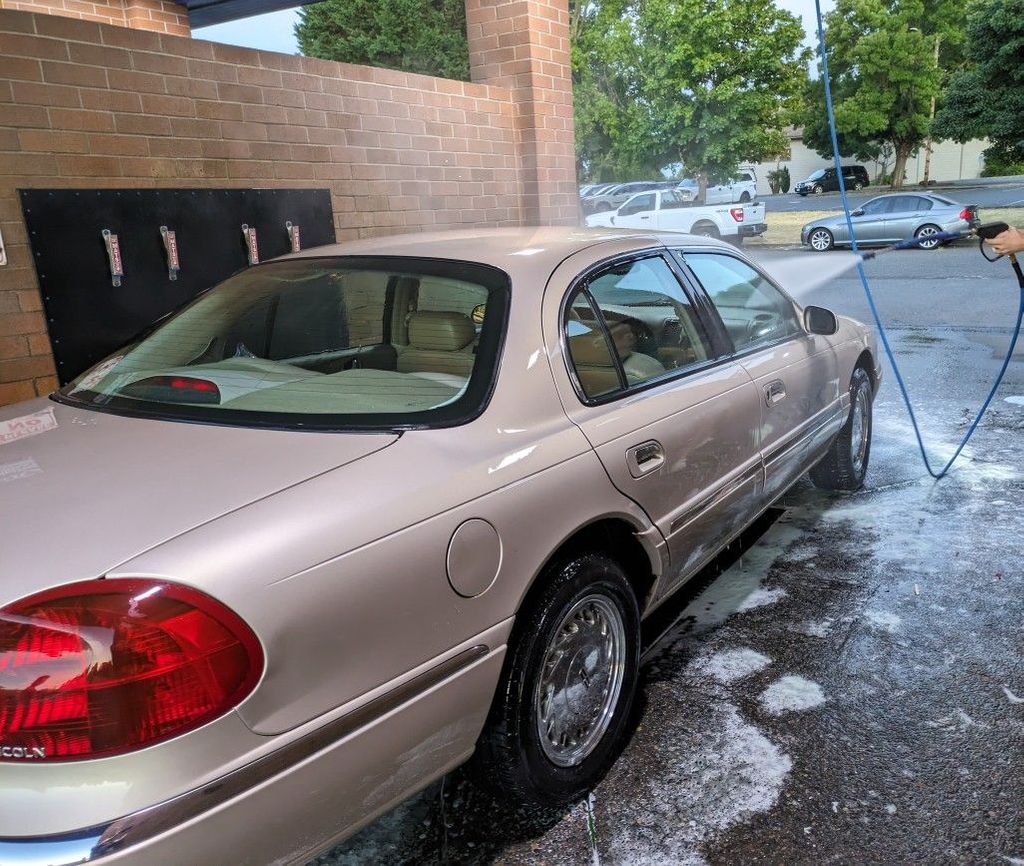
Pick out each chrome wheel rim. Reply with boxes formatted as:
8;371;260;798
810;229;832;251
917;226;939;248
535;594;626;768
851;384;870;473
813;185;824;195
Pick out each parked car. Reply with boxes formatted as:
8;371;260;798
676;171;758;204
794;165;869;196
582;181;663;213
0;227;880;866
801;193;980;251
586;188;767;243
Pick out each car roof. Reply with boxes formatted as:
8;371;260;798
285;227;735;284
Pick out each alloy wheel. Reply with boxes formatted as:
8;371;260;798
809;228;833;252
534;594;626;768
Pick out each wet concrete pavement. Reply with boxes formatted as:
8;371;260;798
317;248;1023;866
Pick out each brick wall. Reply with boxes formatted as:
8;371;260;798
0;5;577;407
0;0;189;36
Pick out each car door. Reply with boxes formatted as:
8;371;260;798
849;196;895;243
887;195;929;240
613;191;659;228
678;250;844;504
544;249;764;596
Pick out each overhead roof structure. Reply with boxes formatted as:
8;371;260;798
183;0;316;28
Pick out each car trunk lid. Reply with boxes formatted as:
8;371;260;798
0;399;397;600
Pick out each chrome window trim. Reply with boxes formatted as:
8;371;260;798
558;248;724;408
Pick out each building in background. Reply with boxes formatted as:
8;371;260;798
749;128;989;195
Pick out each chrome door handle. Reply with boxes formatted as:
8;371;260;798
765;380;786;406
626;440;665;478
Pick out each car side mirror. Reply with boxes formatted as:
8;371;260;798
851;208;865;217
805;305;838;336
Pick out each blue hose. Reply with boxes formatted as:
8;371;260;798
813;0;1024;479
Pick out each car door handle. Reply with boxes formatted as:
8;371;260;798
765;380;786;406
640;215;651;219
626;440;665;478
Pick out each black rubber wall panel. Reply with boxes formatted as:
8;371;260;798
20;187;336;384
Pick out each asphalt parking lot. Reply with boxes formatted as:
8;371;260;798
317;246;1023;866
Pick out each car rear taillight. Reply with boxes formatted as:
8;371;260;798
0;579;263;762
730;207;745;222
959;207;973;221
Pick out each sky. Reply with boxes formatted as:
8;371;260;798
193;0;835;59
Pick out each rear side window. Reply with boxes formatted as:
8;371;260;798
684;254;801;352
564;256;713;400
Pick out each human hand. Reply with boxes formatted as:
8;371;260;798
988;226;1024;256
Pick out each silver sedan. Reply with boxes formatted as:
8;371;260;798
801;193;979;251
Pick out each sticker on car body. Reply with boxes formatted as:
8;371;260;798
0;408;58;446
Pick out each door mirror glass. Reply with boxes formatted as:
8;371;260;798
804;305;838;335
851;208;865;217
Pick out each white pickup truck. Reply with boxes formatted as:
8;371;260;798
585;188;768;243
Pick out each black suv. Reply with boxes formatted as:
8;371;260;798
794;165;869;196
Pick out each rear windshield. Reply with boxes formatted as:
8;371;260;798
57;257;509;431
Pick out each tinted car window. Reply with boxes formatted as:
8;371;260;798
861;197;890;215
911;196;933;211
685;254;801;352
565;256;713;397
620;193;656;216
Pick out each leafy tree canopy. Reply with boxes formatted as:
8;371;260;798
802;0;965;187
573;0;810;186
933;0;1024;163
295;0;470;81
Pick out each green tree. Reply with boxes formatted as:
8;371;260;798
295;0;470;81
933;0;1024;167
804;0;964;188
572;0;809;189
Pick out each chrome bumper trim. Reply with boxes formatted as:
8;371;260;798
0;644;489;865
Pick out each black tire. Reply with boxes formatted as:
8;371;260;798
692;222;720;239
914;223;942;250
808;227;834;252
739;191;752;203
727;234;745;247
812;184;825;195
852;181;865;191
810;366;873;491
472;552;640;807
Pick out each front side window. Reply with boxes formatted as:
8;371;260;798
60;257;508;430
684;253;802;352
860;197;890;215
565;256;713;399
620;193;656;216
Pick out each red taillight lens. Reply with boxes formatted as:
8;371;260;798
0;579;263;762
119;376;221;404
730;207;744;222
959;208;972;220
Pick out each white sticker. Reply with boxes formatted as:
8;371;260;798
75;356;123;393
0;408;58;446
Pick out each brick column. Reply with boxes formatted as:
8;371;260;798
465;0;578;226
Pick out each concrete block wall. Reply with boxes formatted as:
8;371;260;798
0;3;577;406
